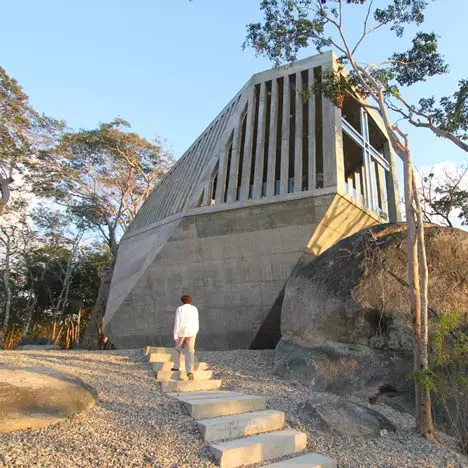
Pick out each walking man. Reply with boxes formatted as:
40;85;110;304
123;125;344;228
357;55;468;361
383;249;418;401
172;294;199;380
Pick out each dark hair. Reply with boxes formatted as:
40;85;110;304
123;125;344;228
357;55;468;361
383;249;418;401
181;295;192;304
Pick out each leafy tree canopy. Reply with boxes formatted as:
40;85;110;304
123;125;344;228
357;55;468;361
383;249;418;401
0;66;62;214
33;118;173;255
244;0;467;152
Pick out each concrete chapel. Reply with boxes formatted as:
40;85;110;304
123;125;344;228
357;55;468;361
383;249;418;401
103;52;401;350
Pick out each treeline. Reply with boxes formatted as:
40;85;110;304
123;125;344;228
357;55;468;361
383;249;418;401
0;66;173;349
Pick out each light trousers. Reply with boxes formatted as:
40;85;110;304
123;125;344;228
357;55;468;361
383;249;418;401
174;336;196;374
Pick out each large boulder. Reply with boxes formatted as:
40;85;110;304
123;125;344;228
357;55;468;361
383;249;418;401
276;224;468;398
0;367;99;432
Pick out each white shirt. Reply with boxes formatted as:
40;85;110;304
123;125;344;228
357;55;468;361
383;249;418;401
173;304;199;340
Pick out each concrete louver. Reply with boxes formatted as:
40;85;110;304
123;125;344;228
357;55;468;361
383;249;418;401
125;52;342;237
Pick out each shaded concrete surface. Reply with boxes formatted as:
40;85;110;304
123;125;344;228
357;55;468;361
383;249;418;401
105;195;379;350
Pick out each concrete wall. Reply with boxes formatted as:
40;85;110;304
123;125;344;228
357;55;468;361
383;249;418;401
104;194;379;350
103;217;182;331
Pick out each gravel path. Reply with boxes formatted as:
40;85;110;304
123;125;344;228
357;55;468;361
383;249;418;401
0;349;467;468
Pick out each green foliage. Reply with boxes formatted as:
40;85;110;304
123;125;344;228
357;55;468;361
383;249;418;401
432;312;468;367
0;68;173;347
23;244;108;323
245;0;467;152
420;166;468;227
0;240;108;330
245;1;432;65
414;310;468;453
374;0;428;36
0;66;63;213
419;80;468;141
390;32;448;86
33;118;173;254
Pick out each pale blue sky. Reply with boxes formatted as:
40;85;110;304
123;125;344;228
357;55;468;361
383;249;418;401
1;0;466;171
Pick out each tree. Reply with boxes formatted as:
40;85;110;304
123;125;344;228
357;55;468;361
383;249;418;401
0;198;35;347
420;164;468;227
34;118;173;348
22;242;107;348
0;66;60;215
245;0;467;440
25;207;85;341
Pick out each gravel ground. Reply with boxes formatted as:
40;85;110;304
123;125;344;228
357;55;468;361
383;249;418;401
0;349;466;468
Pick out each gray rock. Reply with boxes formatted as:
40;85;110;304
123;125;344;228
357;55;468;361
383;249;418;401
274;338;412;396
16;344;61;350
302;398;396;438
281;224;468;352
0;367;98;433
16;337;52;347
277;223;468;422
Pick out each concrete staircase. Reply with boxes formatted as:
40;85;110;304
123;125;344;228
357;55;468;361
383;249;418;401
146;347;337;468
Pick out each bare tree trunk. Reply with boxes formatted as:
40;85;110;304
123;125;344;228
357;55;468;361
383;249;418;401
65;320;71;350
22;293;36;337
413;170;436;440
0;232;12;348
81;263;115;349
403;149;422;427
0;176;13;217
54;324;64;346
403;147;435;439
51;321;57;342
75;308;82;348
54;231;82;318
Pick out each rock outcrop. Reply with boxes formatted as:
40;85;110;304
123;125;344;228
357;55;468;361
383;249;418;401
275;224;468;400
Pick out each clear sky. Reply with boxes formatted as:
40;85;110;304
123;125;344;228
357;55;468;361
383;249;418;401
1;0;467;172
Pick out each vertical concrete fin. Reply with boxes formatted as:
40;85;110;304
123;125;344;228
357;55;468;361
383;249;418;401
240;87;257;201
253;82;267;200
294;71;303;193
280;75;290;196
216;131;233;204
308;68;316;192
227;103;247;203
267;78;278;199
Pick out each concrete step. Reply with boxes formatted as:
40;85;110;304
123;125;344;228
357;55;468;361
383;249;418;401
151;361;209;372
263;453;337;467
160;379;222;393
145;346;176;356
156;370;213;381
184;394;266;419
198;409;285;442
149;353;199;363
209;429;307;468
170;391;246;402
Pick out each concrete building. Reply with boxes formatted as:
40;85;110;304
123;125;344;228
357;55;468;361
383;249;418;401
103;52;401;350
